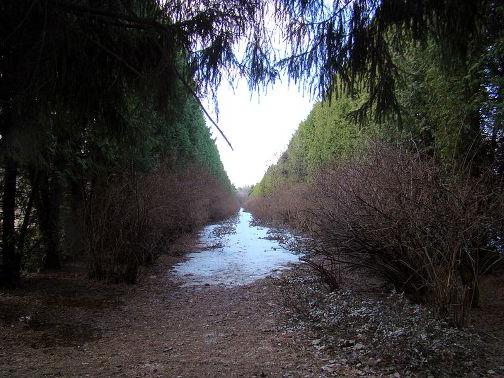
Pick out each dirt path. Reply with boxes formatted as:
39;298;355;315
2;222;504;376
6;208;502;377
0;249;333;377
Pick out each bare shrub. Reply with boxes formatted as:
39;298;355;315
145;164;239;243
243;195;271;220
246;143;503;325
244;183;311;230
83;164;239;283
83;174;149;284
303;143;503;325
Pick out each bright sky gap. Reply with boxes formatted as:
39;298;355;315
204;79;313;188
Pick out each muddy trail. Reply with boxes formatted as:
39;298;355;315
0;210;334;376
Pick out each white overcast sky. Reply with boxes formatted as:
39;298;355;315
204;79;313;188
198;1;336;188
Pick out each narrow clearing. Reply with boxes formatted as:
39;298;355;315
0;211;334;376
2;210;503;376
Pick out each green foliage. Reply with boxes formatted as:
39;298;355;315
393;42;485;164
254;30;503;197
252;93;373;197
278;0;493;119
112;90;233;192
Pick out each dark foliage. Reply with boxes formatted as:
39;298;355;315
0;1;242;285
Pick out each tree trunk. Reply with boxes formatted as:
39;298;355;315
458;260;480;308
38;173;62;270
64;180;85;258
17;176;37;257
1;157;20;286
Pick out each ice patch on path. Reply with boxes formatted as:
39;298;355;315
172;209;300;287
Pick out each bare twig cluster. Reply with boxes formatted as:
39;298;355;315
83;164;239;283
248;143;504;325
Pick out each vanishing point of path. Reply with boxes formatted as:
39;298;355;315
1;210;332;376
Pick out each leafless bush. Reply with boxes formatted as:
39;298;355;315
244;183;311;230
83;174;149;284
83;164;239;283
247;143;503;325
303;143;503;325
145;164;239;242
243;196;271;220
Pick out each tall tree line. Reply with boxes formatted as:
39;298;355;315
0;1;245;286
2;0;502;286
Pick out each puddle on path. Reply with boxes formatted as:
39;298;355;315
172;209;300;287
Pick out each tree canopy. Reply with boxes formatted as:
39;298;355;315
2;0;501;125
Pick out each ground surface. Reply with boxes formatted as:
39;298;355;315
1;223;504;377
0;240;334;377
